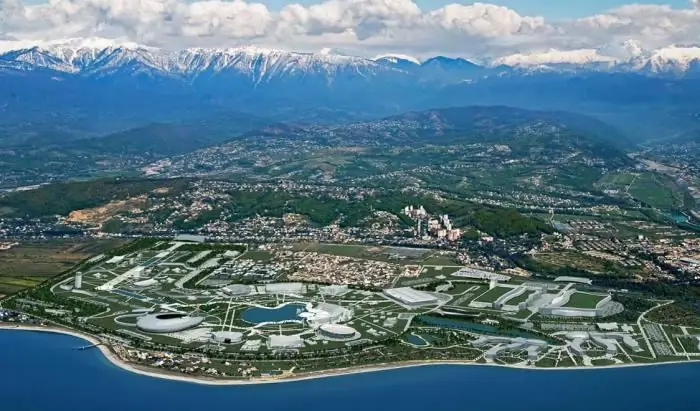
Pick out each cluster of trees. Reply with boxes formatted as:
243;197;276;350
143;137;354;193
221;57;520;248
186;188;554;238
2;174;554;239
8;285;107;318
469;208;553;237
514;256;591;279
104;238;162;256
646;302;700;327
0;178;190;218
182;268;217;289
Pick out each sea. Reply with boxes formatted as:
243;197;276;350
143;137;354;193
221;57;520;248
2;330;700;411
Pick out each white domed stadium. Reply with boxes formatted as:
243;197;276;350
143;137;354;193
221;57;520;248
317;324;360;341
222;284;252;296
299;302;353;328
136;313;205;333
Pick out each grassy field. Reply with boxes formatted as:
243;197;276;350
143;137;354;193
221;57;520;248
628;173;683;210
0;239;125;296
421;253;459;266
563;292;608;309
474;286;513;303
291;242;435;265
506;290;536;306
240;250;274;262
678;336;700;353
506;309;534;320
598;171;638;189
597;171;685;211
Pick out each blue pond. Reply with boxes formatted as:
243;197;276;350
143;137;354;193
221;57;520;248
2;330;700;411
404;333;428;346
240;303;306;324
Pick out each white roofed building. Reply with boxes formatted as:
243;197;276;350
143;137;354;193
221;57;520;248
383;287;439;307
318;324;360;341
268;334;304;350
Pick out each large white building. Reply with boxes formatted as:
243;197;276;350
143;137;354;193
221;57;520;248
564;331;642;356
174;234;207;243
222;284;252;296
452;267;510;282
97;266;145;291
317;324;360;341
554;276;593;285
211;331;243;344
136;313;205;333
299;302;353;328
383;287;439;307
268;334;304;350
472;336;548;362
533;289;612;318
74;272;83;289
264;282;305;295
403;205;427;219
319;284;349;296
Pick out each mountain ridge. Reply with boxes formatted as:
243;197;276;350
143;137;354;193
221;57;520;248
3;38;700;77
4;38;700;143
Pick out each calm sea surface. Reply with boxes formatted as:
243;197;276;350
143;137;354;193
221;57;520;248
2;330;700;411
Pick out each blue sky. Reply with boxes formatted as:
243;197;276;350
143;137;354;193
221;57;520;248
19;0;690;19
257;0;687;18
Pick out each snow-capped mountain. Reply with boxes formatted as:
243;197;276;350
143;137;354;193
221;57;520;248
3;38;700;145
492;49;618;69
490;44;700;76
627;46;700;74
0;42;400;83
4;38;700;82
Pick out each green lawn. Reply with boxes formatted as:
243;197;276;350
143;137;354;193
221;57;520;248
505;290;535;306
563;292;608;309
591;358;617;366
474;286;514;303
628;173;682;210
507;310;534;320
678;336;700;353
0;239;124;296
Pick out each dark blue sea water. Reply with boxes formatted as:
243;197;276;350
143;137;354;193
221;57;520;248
2;330;700;411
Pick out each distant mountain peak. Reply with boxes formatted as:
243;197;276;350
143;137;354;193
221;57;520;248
422;56;479;67
491;48;618;68
372;54;421;65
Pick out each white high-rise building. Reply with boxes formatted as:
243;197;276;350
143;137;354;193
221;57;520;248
404;205;427;219
441;215;452;230
74;272;83;289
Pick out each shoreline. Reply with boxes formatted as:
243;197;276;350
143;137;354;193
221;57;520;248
2;324;699;385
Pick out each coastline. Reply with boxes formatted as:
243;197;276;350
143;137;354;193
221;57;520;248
1;324;699;386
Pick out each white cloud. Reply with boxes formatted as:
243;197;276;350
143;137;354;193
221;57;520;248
492;49;617;67
1;0;700;59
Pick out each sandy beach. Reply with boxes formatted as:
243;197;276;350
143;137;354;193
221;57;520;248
1;324;699;386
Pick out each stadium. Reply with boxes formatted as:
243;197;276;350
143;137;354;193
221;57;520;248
136;312;205;333
317;324;360;341
299;302;353;328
